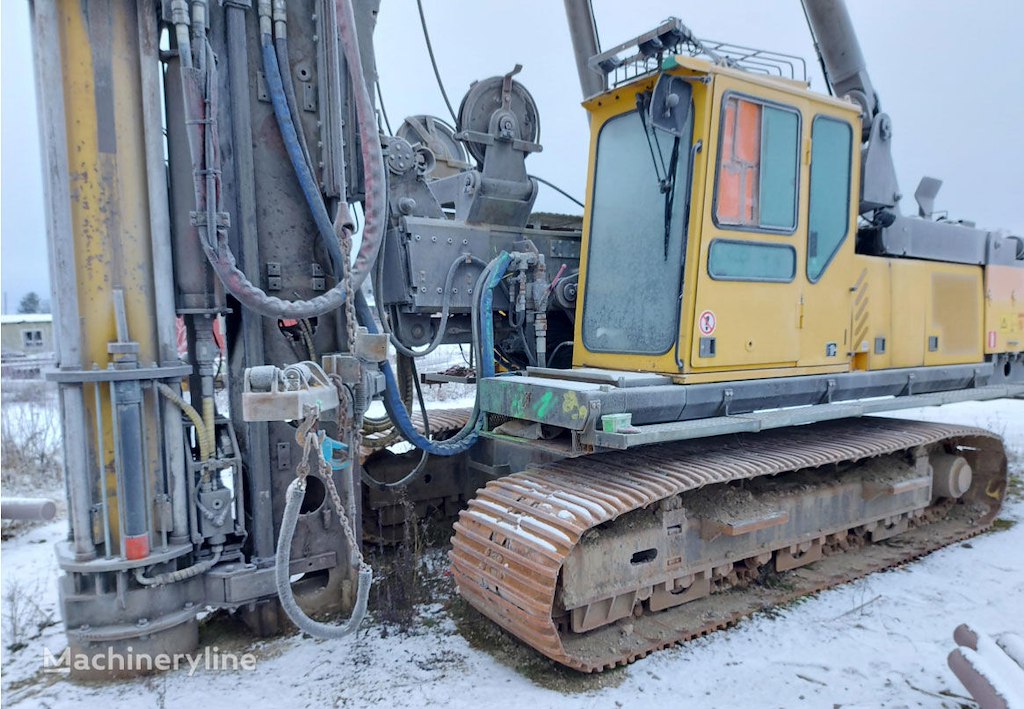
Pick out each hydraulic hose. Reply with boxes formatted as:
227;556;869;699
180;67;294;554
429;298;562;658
354;252;512;458
275;36;315;205
361;358;432;488
479;253;512;380
156;383;213;460
363;449;429;490
264;30;351;289
357;294;473;456
362;353;414;438
176;30;352;318
135;545;223;586
275;477;371;638
385;253;488;358
334;0;387;291
260;37;346;282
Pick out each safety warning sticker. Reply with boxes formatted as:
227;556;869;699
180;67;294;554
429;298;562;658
698;310;717;336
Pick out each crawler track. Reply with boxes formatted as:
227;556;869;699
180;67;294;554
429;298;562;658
360;407;474;461
449;417;1006;672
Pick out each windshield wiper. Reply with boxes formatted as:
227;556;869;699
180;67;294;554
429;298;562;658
637;92;681;260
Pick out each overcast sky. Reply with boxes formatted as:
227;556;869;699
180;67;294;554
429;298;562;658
2;1;1022;312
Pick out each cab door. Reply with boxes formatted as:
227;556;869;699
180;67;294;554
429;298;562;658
798;113;859;368
690;84;803;370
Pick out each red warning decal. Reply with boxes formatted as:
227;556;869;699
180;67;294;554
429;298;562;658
698;310;717;336
988;330;997;349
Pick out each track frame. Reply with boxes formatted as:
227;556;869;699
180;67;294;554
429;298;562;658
450;417;1006;671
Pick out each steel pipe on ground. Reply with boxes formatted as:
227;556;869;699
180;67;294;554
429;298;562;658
1;498;58;522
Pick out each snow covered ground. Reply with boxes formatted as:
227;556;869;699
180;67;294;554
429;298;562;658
2;398;1022;708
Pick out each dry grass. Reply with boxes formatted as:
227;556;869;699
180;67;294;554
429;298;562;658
1;578;56;654
1;381;61;490
1;379;63;538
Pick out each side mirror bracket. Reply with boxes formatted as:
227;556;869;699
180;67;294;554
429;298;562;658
649;74;693;138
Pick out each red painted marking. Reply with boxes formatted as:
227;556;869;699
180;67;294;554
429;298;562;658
124;534;150;561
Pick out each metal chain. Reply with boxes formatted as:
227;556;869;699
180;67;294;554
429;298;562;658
331;373;365;469
294;411;368;571
314;431;366;570
327;226;369;570
340;229;358;354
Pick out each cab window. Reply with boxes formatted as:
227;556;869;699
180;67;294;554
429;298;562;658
807;116;853;281
582;106;693;355
715;95;799;232
708;239;796;282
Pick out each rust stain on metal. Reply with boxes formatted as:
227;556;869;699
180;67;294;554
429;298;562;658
449;417;1006;672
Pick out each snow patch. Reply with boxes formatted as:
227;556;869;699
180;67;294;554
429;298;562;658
3;399;1024;707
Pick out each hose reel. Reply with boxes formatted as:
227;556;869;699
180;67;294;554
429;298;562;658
456;65;541;165
395;115;470;180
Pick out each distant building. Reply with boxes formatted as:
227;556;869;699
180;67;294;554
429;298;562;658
1;313;54;357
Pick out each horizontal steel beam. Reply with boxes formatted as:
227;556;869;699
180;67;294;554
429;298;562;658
480;362;1002;432
589;384;1024;450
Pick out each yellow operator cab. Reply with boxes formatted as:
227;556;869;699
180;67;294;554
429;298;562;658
571;55;1004;384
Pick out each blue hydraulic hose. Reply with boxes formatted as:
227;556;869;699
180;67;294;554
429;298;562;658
355;294;476;456
264;24;501;458
265;25;515;460
354;251;512;457
479;253;512;379
260;36;345;281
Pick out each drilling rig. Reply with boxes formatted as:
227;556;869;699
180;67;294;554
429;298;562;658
30;0;1022;674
